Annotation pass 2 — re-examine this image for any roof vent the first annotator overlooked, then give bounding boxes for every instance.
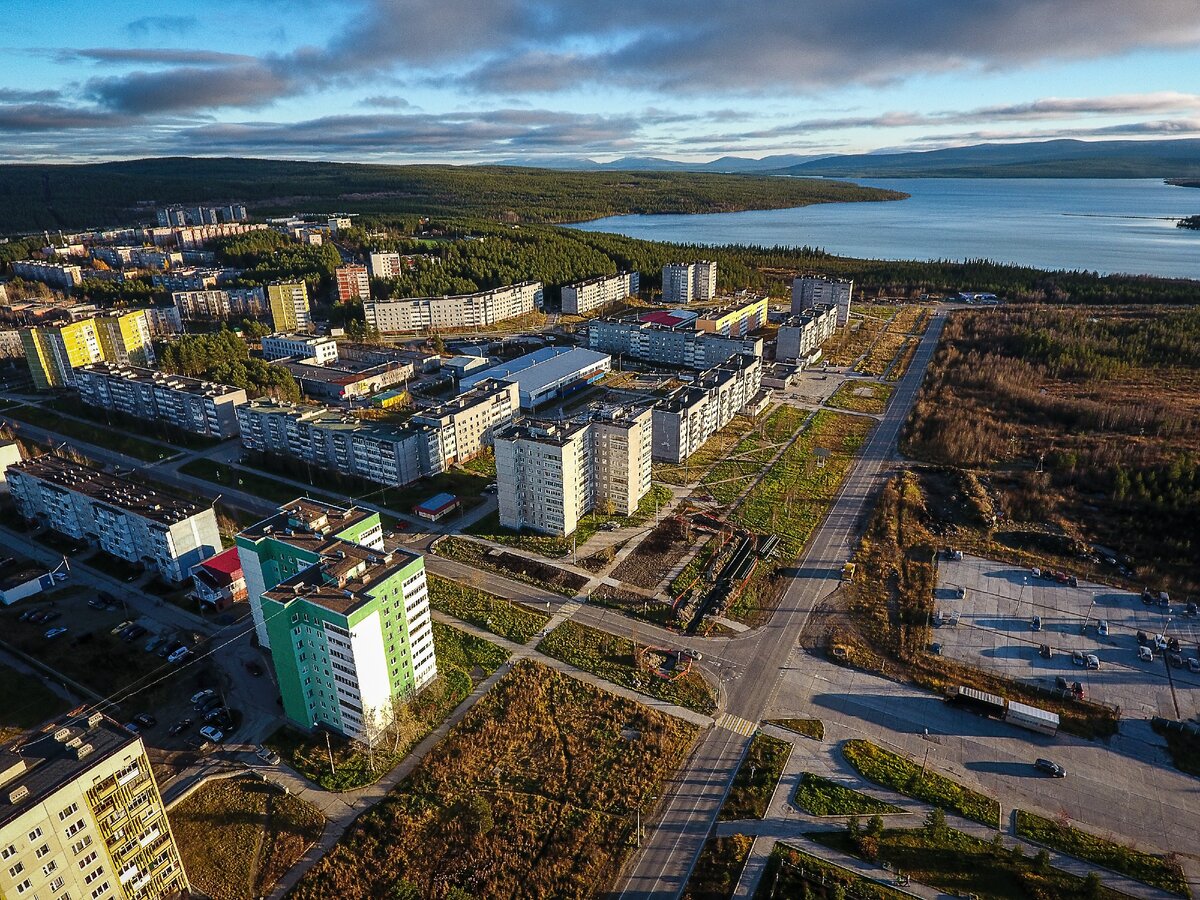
[52,727,72,742]
[72,743,94,761]
[87,712,105,728]
[7,786,29,805]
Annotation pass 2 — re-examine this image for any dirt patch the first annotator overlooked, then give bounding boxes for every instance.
[611,516,695,589]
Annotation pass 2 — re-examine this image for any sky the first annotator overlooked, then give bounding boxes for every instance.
[3,0,1200,165]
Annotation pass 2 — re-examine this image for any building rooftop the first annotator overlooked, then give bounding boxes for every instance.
[264,332,336,345]
[9,455,209,525]
[0,565,49,593]
[638,309,696,329]
[279,358,409,386]
[564,271,634,288]
[694,296,768,320]
[414,492,458,515]
[496,418,589,447]
[411,379,513,421]
[240,498,376,544]
[77,361,243,399]
[460,346,610,394]
[261,538,420,616]
[0,712,137,829]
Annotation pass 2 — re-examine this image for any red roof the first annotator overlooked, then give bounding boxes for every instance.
[199,547,243,579]
[640,311,683,327]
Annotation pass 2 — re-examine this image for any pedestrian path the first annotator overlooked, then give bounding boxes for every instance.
[717,712,759,737]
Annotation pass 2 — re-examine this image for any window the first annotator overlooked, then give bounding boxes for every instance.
[70,837,92,855]
[49,875,65,891]
[36,844,51,859]
[78,851,98,869]
[84,865,104,885]
[27,827,42,842]
[58,803,79,821]
[14,877,31,894]
[9,862,25,877]
[43,860,58,876]
[1,845,15,860]
[90,882,109,899]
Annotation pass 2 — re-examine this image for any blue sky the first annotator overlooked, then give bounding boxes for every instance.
[3,0,1200,163]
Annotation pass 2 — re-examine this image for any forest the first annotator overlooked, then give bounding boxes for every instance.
[156,330,300,401]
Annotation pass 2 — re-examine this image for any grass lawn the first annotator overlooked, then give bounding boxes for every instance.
[44,394,224,451]
[794,773,904,817]
[179,459,343,508]
[719,733,791,820]
[766,718,824,740]
[683,835,753,900]
[669,535,722,598]
[171,775,325,900]
[885,336,920,382]
[827,380,894,414]
[756,842,910,900]
[537,619,717,715]
[811,827,1129,900]
[0,664,72,743]
[1,405,177,462]
[268,622,506,791]
[434,535,589,596]
[700,405,807,506]
[289,660,700,900]
[1151,718,1200,777]
[427,574,551,643]
[655,417,754,486]
[842,739,1000,828]
[1015,809,1188,896]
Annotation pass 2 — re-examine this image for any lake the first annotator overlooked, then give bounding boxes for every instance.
[570,178,1200,280]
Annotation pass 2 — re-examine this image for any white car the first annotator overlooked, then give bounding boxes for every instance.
[1137,646,1153,662]
[1187,658,1200,673]
[1154,634,1169,651]
[167,646,190,664]
[199,725,224,743]
[1097,620,1109,637]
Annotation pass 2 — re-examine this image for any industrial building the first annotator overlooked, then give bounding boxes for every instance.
[73,362,247,439]
[236,499,437,739]
[6,455,223,583]
[775,303,839,364]
[694,295,768,337]
[792,274,853,326]
[267,281,311,332]
[458,346,610,410]
[21,312,155,390]
[585,314,762,370]
[495,406,653,537]
[363,281,543,333]
[652,356,764,463]
[561,271,639,315]
[661,261,717,303]
[0,712,190,900]
[261,332,339,364]
[335,264,371,302]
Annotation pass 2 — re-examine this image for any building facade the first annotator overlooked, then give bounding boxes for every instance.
[74,362,247,439]
[11,260,83,291]
[410,380,520,467]
[261,333,339,364]
[363,281,543,333]
[267,282,311,332]
[93,313,155,369]
[494,406,653,536]
[172,288,267,321]
[335,265,371,303]
[7,455,223,583]
[694,295,768,337]
[189,546,247,612]
[21,313,154,391]
[560,271,639,316]
[661,261,717,304]
[652,356,764,463]
[791,275,853,326]
[367,251,403,280]
[585,317,763,370]
[775,303,839,364]
[0,712,189,900]
[236,499,437,739]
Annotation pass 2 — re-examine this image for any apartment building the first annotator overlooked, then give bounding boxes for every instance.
[776,303,839,364]
[94,313,154,368]
[150,269,218,292]
[236,499,437,738]
[363,281,543,333]
[21,312,154,391]
[585,316,763,370]
[495,406,652,537]
[261,333,339,364]
[174,222,264,250]
[267,282,311,332]
[74,362,247,439]
[652,355,764,463]
[6,455,223,583]
[792,274,853,326]
[561,271,639,316]
[411,380,520,467]
[157,204,247,227]
[661,261,717,304]
[335,264,371,302]
[367,251,404,280]
[694,295,768,337]
[0,712,189,900]
[12,260,83,291]
[172,287,267,321]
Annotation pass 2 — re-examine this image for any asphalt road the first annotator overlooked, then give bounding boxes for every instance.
[615,311,947,898]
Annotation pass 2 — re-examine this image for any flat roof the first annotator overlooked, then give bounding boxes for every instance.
[460,346,610,394]
[240,497,376,542]
[262,539,421,617]
[77,361,243,399]
[496,418,589,447]
[414,492,458,514]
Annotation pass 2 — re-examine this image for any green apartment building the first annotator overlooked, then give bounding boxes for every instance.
[236,499,437,740]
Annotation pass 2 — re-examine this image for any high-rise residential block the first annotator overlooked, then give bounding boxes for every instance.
[236,499,437,739]
[661,261,717,303]
[775,303,839,364]
[694,295,768,337]
[652,356,763,463]
[791,274,853,326]
[0,712,189,900]
[367,251,403,280]
[20,320,104,390]
[172,287,267,321]
[94,311,155,369]
[560,271,639,315]
[585,315,762,370]
[335,264,371,303]
[267,282,311,332]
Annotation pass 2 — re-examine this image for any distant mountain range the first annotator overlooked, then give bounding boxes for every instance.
[499,139,1200,179]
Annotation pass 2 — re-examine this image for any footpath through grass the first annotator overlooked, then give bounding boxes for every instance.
[757,842,911,900]
[427,573,550,643]
[842,739,1000,827]
[2,405,177,462]
[171,776,324,900]
[179,458,342,508]
[683,835,753,900]
[289,661,700,900]
[700,404,807,506]
[1015,810,1188,896]
[794,773,904,817]
[718,733,791,820]
[537,619,717,715]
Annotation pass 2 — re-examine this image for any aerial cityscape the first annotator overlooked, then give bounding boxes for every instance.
[0,3,1198,900]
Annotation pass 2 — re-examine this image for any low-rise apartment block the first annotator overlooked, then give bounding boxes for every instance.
[585,315,762,370]
[174,222,265,250]
[236,499,437,739]
[363,281,543,333]
[7,455,223,583]
[172,287,267,320]
[792,274,853,326]
[0,712,189,900]
[662,261,717,303]
[694,295,768,337]
[335,264,371,302]
[267,281,311,332]
[411,380,520,467]
[652,355,764,463]
[261,333,339,364]
[561,271,639,315]
[776,303,839,363]
[12,260,83,290]
[495,406,653,536]
[74,362,247,439]
[280,358,413,401]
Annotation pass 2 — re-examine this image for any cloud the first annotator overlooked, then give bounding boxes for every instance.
[62,48,257,66]
[0,88,62,103]
[85,62,298,114]
[125,16,198,37]
[358,95,412,109]
[0,103,134,132]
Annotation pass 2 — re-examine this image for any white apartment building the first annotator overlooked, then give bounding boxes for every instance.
[261,333,339,364]
[368,251,404,280]
[74,362,247,439]
[652,356,763,463]
[363,281,543,333]
[172,287,267,320]
[561,271,640,315]
[411,380,520,467]
[12,260,83,290]
[495,406,653,537]
[775,303,839,364]
[792,274,853,326]
[662,261,717,304]
[7,455,223,583]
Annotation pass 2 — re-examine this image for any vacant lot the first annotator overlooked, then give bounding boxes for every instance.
[655,417,754,486]
[0,664,71,742]
[435,536,588,596]
[172,776,324,900]
[827,380,894,414]
[700,404,807,506]
[826,305,899,366]
[683,836,753,900]
[612,515,696,589]
[289,661,699,900]
[427,573,550,643]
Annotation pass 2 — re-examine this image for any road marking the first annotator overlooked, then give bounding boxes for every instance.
[717,713,758,737]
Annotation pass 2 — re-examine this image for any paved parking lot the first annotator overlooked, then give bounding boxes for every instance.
[934,554,1200,723]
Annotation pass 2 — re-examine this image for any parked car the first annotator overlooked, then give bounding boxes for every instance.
[680,648,702,661]
[255,745,281,766]
[199,696,223,715]
[1169,653,1184,668]
[1031,615,1042,632]
[1154,634,1169,651]
[198,726,224,743]
[1097,620,1109,637]
[122,624,148,643]
[1031,567,1041,578]
[1188,658,1200,673]
[159,640,184,658]
[167,646,190,664]
[1168,637,1181,653]
[1067,575,1078,587]
[1136,630,1150,645]
[145,636,165,654]
[203,706,229,723]
[1185,602,1199,618]
[110,620,135,635]
[191,689,215,706]
[40,611,61,624]
[1072,650,1086,666]
[87,597,107,610]
[1138,646,1154,662]
[168,718,193,736]
[123,722,141,734]
[1086,654,1100,670]
[44,627,68,639]
[929,642,942,656]
[1039,644,1053,659]
[184,736,211,752]
[1034,758,1067,778]
[1054,675,1070,691]
[132,713,156,729]
[1072,681,1085,699]
[18,609,39,621]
